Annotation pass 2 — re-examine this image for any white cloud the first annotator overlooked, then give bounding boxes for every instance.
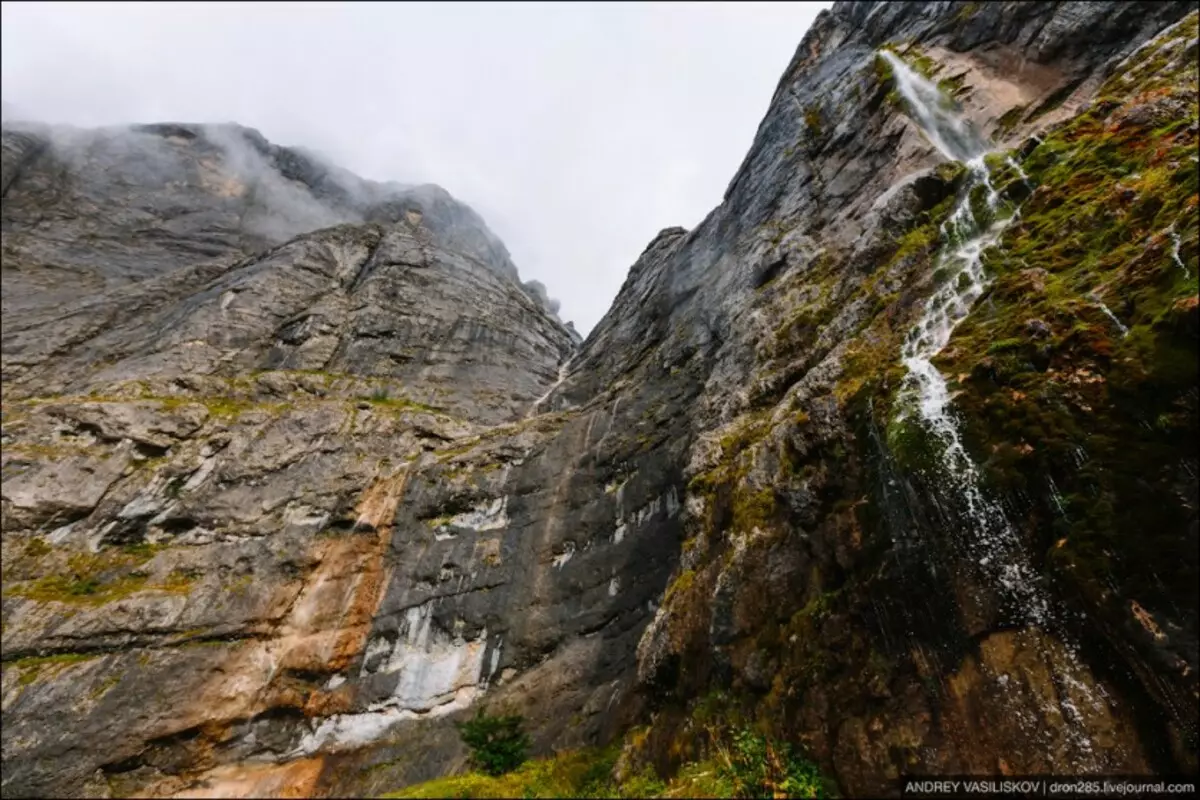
[1,0,830,334]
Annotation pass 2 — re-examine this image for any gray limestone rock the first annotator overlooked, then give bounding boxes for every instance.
[2,1,1197,797]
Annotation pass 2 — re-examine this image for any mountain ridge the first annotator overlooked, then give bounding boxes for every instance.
[2,1,1197,797]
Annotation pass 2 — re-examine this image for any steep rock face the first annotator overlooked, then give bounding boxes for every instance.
[607,3,1199,795]
[2,1,1198,798]
[1,122,563,397]
[1,123,582,796]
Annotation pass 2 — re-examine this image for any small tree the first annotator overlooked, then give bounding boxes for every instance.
[455,708,530,776]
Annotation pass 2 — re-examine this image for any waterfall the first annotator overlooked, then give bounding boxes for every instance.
[882,48,1120,767]
[895,151,1049,625]
[880,51,986,162]
[527,358,573,418]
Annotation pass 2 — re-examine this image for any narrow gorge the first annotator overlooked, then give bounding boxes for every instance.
[2,1,1197,797]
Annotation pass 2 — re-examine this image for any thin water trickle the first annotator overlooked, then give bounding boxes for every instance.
[527,358,572,419]
[1006,156,1031,187]
[1168,226,1189,277]
[1047,475,1069,518]
[1092,296,1130,338]
[883,48,1119,766]
[1070,445,1089,469]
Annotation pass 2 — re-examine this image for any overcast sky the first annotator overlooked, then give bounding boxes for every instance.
[1,1,830,334]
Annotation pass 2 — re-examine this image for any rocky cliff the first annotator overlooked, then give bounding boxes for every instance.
[2,1,1197,797]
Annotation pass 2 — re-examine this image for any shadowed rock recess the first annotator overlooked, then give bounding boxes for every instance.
[2,1,1197,797]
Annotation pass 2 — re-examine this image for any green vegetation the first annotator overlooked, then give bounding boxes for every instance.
[9,563,146,605]
[158,568,199,594]
[385,727,827,799]
[456,709,531,777]
[803,105,824,139]
[89,673,121,699]
[878,43,941,82]
[873,44,968,115]
[663,568,697,606]
[360,386,445,415]
[955,1,981,21]
[6,652,98,686]
[995,104,1028,137]
[713,728,827,799]
[22,537,52,560]
[383,744,637,799]
[872,52,895,88]
[929,12,1199,616]
[198,396,262,419]
[3,542,191,605]
[424,513,456,529]
[873,53,904,110]
[731,487,777,533]
[937,72,969,99]
[893,226,937,261]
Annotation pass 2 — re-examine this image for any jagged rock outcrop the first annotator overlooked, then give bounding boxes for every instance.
[2,1,1197,797]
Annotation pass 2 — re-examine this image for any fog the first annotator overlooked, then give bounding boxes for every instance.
[1,1,830,334]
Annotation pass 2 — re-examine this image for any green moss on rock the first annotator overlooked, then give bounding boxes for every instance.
[932,13,1199,619]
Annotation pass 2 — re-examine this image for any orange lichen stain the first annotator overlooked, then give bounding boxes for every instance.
[324,466,413,671]
[266,464,413,678]
[270,537,377,673]
[302,683,356,718]
[1131,599,1167,641]
[172,756,324,799]
[157,465,413,791]
[354,467,410,532]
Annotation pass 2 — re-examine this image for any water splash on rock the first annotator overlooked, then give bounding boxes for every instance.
[883,47,1125,769]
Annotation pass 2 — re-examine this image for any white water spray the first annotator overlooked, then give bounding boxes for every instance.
[888,52,1051,624]
[880,51,986,162]
[1006,155,1031,187]
[884,49,1119,767]
[897,159,1048,622]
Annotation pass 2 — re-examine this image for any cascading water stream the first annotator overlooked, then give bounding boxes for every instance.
[526,358,573,418]
[881,49,1120,766]
[880,51,986,162]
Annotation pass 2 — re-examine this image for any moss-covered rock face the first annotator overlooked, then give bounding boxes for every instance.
[630,6,1198,798]
[929,12,1200,762]
[3,3,1198,799]
[944,43,1198,569]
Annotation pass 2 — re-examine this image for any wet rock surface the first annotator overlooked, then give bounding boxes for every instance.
[2,1,1198,797]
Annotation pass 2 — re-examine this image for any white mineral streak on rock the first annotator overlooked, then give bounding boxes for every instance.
[433,497,509,539]
[553,541,576,569]
[298,602,489,754]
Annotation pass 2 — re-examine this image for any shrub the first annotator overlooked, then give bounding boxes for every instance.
[711,726,827,799]
[455,708,530,777]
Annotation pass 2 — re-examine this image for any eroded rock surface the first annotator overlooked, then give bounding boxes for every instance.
[3,1,1197,797]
